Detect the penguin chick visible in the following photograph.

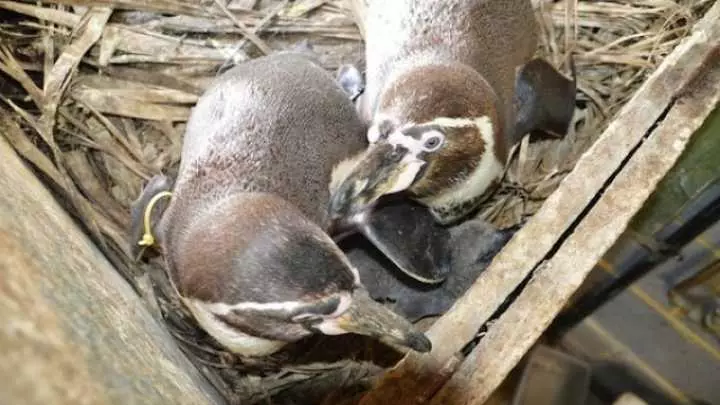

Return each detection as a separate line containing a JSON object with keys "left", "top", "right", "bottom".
{"left": 343, "top": 216, "right": 519, "bottom": 322}
{"left": 328, "top": 0, "right": 576, "bottom": 227}
{"left": 129, "top": 52, "right": 431, "bottom": 357}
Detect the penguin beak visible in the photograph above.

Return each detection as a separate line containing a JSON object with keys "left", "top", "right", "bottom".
{"left": 328, "top": 142, "right": 425, "bottom": 223}
{"left": 318, "top": 289, "right": 432, "bottom": 353}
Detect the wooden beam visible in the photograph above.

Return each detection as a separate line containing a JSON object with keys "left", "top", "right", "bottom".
{"left": 429, "top": 31, "right": 720, "bottom": 405}
{"left": 613, "top": 393, "right": 650, "bottom": 405}
{"left": 0, "top": 133, "right": 223, "bottom": 403}
{"left": 629, "top": 103, "right": 720, "bottom": 237}
{"left": 356, "top": 2, "right": 720, "bottom": 404}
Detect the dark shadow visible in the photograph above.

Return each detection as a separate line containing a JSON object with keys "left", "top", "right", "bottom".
{"left": 588, "top": 361, "right": 677, "bottom": 405}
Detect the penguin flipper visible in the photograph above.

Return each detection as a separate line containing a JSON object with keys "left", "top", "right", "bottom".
{"left": 129, "top": 174, "right": 174, "bottom": 261}
{"left": 356, "top": 199, "right": 452, "bottom": 285}
{"left": 513, "top": 56, "right": 577, "bottom": 143}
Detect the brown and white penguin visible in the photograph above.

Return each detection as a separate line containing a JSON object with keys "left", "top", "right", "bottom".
{"left": 128, "top": 51, "right": 432, "bottom": 357}
{"left": 328, "top": 0, "right": 577, "bottom": 227}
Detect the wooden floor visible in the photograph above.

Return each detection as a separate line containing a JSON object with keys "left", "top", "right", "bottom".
{"left": 558, "top": 220, "right": 720, "bottom": 405}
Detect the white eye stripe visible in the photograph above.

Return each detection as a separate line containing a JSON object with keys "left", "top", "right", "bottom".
{"left": 386, "top": 129, "right": 445, "bottom": 156}
{"left": 290, "top": 291, "right": 353, "bottom": 322}
{"left": 372, "top": 115, "right": 489, "bottom": 155}
{"left": 367, "top": 114, "right": 398, "bottom": 144}
{"left": 367, "top": 124, "right": 381, "bottom": 143}
{"left": 421, "top": 129, "right": 443, "bottom": 141}
{"left": 386, "top": 131, "right": 424, "bottom": 157}
{"left": 420, "top": 130, "right": 445, "bottom": 152}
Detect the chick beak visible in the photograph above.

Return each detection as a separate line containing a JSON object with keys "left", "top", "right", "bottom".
{"left": 328, "top": 142, "right": 425, "bottom": 224}
{"left": 319, "top": 288, "right": 432, "bottom": 353}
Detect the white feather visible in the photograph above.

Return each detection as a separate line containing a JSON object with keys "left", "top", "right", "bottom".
{"left": 420, "top": 116, "right": 504, "bottom": 209}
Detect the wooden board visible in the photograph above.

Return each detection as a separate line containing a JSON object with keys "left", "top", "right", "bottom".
{"left": 0, "top": 133, "right": 223, "bottom": 404}
{"left": 613, "top": 393, "right": 650, "bottom": 405}
{"left": 353, "top": 2, "right": 720, "bottom": 404}
{"left": 430, "top": 47, "right": 720, "bottom": 405}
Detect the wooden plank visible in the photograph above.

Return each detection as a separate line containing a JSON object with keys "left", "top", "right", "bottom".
{"left": 355, "top": 2, "right": 720, "bottom": 404}
{"left": 0, "top": 135, "right": 223, "bottom": 404}
{"left": 613, "top": 393, "right": 650, "bottom": 405}
{"left": 429, "top": 40, "right": 720, "bottom": 405}
{"left": 629, "top": 105, "right": 720, "bottom": 237}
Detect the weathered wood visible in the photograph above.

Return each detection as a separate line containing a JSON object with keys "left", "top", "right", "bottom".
{"left": 429, "top": 33, "right": 720, "bottom": 405}
{"left": 629, "top": 105, "right": 720, "bottom": 238}
{"left": 613, "top": 393, "right": 650, "bottom": 405}
{"left": 563, "top": 104, "right": 720, "bottom": 317}
{"left": 355, "top": 2, "right": 720, "bottom": 404}
{"left": 0, "top": 135, "right": 223, "bottom": 404}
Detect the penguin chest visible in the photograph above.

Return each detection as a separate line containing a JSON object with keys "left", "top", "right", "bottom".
{"left": 421, "top": 150, "right": 505, "bottom": 225}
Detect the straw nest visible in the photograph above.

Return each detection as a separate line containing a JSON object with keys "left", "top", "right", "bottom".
{"left": 0, "top": 0, "right": 714, "bottom": 403}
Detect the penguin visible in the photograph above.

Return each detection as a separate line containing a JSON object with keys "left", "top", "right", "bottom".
{"left": 127, "top": 51, "right": 432, "bottom": 357}
{"left": 330, "top": 60, "right": 454, "bottom": 285}
{"left": 327, "top": 0, "right": 577, "bottom": 228}
{"left": 342, "top": 203, "right": 520, "bottom": 322}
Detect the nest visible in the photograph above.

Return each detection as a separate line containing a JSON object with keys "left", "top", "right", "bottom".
{"left": 0, "top": 0, "right": 714, "bottom": 403}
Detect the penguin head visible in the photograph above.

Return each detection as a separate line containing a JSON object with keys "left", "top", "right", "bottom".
{"left": 328, "top": 63, "right": 505, "bottom": 225}
{"left": 165, "top": 193, "right": 431, "bottom": 356}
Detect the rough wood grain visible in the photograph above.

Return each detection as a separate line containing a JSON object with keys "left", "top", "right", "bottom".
{"left": 0, "top": 135, "right": 224, "bottom": 405}
{"left": 356, "top": 2, "right": 720, "bottom": 404}
{"left": 613, "top": 393, "right": 650, "bottom": 405}
{"left": 430, "top": 37, "right": 720, "bottom": 405}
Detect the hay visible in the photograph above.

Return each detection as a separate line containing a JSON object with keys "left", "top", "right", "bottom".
{"left": 0, "top": 0, "right": 714, "bottom": 403}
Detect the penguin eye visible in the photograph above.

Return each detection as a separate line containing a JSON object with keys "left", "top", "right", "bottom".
{"left": 422, "top": 132, "right": 444, "bottom": 152}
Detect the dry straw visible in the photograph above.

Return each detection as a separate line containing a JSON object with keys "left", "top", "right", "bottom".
{"left": 0, "top": 0, "right": 714, "bottom": 403}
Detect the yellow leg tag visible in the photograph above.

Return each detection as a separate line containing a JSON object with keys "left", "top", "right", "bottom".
{"left": 138, "top": 191, "right": 173, "bottom": 247}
